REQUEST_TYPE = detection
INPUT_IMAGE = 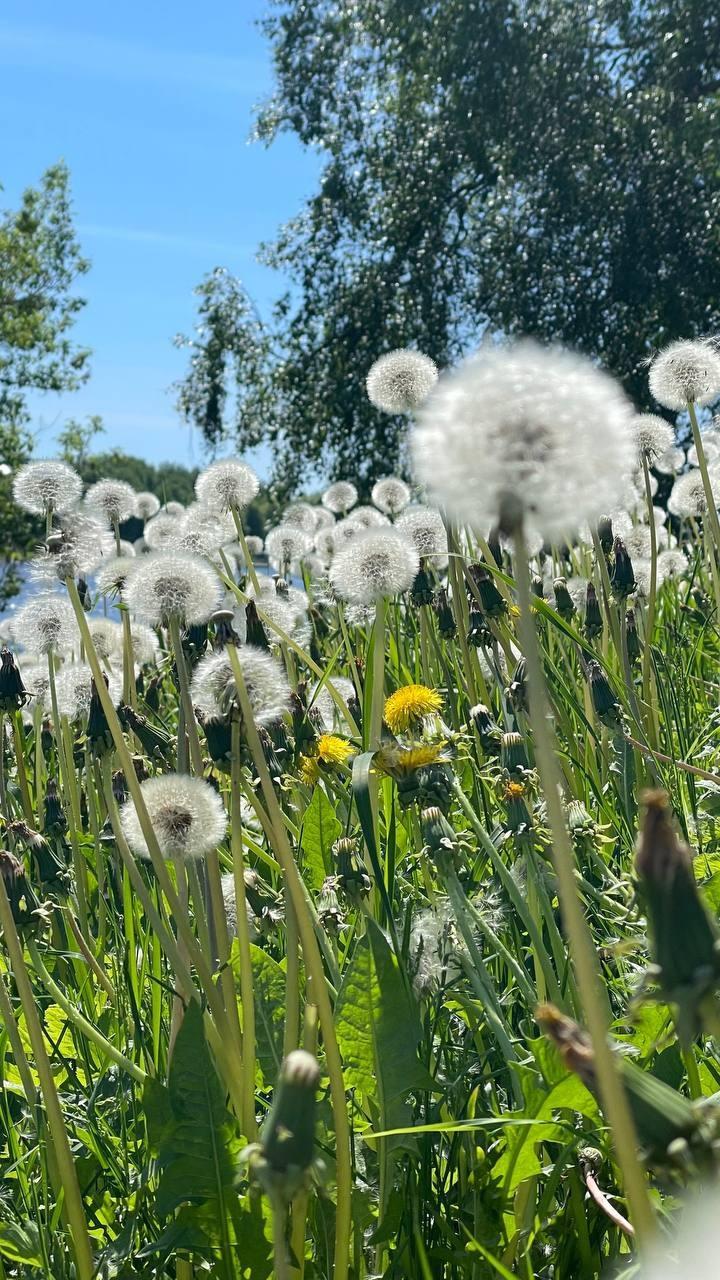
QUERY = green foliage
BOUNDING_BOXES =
[0,420,42,606]
[175,2,720,489]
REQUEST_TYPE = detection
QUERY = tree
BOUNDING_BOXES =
[175,0,720,491]
[0,163,90,428]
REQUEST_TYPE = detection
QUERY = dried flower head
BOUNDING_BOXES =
[412,340,634,539]
[135,491,161,520]
[120,773,227,861]
[12,460,83,516]
[124,553,222,626]
[396,505,448,557]
[330,528,419,605]
[322,481,358,515]
[649,339,720,410]
[85,478,136,525]
[195,458,259,513]
[633,413,675,462]
[12,594,78,656]
[371,476,411,514]
[190,645,290,725]
[366,349,438,413]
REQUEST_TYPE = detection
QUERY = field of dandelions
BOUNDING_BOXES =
[4,338,720,1279]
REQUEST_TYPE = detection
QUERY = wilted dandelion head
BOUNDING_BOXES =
[13,594,78,657]
[412,341,634,539]
[12,460,83,516]
[135,491,161,520]
[96,554,139,597]
[329,527,419,605]
[371,476,411,514]
[195,458,259,513]
[366,349,438,414]
[632,413,675,462]
[124,553,222,626]
[265,525,313,570]
[190,645,290,726]
[120,774,227,861]
[144,511,183,551]
[322,481,358,515]
[649,339,720,410]
[396,505,448,558]
[86,617,124,665]
[668,471,709,519]
[655,445,685,476]
[85,478,137,525]
[282,502,318,533]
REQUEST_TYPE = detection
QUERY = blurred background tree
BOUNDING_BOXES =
[175,0,720,492]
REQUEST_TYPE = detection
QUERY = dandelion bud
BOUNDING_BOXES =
[245,599,270,650]
[120,774,227,861]
[0,649,29,712]
[468,564,507,618]
[626,608,641,664]
[648,339,720,410]
[584,583,603,640]
[433,587,456,639]
[610,537,636,599]
[259,1049,321,1190]
[500,731,529,776]
[506,657,528,713]
[553,578,576,622]
[597,516,614,557]
[0,850,41,929]
[366,349,438,414]
[118,705,174,762]
[469,703,501,755]
[87,676,113,753]
[420,805,460,872]
[85,478,136,526]
[467,609,490,646]
[42,780,67,836]
[333,837,371,904]
[210,608,241,651]
[195,458,259,513]
[317,881,346,936]
[587,661,622,728]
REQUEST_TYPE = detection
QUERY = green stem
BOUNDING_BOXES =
[231,718,258,1141]
[688,400,720,620]
[368,596,386,751]
[231,504,261,594]
[168,615,204,776]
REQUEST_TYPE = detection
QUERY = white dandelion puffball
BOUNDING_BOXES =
[242,534,264,557]
[44,662,120,722]
[322,481,358,515]
[668,471,710,519]
[190,645,290,725]
[164,500,185,516]
[330,527,420,605]
[314,528,337,562]
[688,437,720,467]
[135,491,161,521]
[396,505,448,557]
[366,349,438,414]
[120,774,227,862]
[371,476,412,515]
[12,460,83,516]
[348,505,390,530]
[86,617,124,665]
[282,502,318,533]
[96,554,139,597]
[632,413,675,462]
[195,458,259,513]
[13,594,78,657]
[649,339,720,410]
[144,511,182,551]
[655,445,685,475]
[19,662,51,706]
[313,507,335,532]
[658,549,687,579]
[265,525,312,570]
[173,507,236,558]
[221,873,259,942]
[130,621,162,667]
[124,553,222,626]
[412,341,635,540]
[85,478,137,525]
[311,676,357,732]
[31,512,113,585]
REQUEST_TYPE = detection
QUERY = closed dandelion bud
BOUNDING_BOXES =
[500,731,530,777]
[290,688,318,756]
[259,726,284,783]
[259,1049,321,1193]
[333,836,371,904]
[567,799,596,841]
[410,565,434,607]
[635,791,720,1043]
[195,707,232,771]
[118,704,175,762]
[587,661,622,728]
[553,578,576,622]
[468,610,491,645]
[87,677,113,753]
[611,537,636,599]
[531,574,545,598]
[626,608,642,664]
[76,576,92,611]
[245,599,270,650]
[433,587,456,639]
[42,780,67,836]
[468,564,506,618]
[597,516,614,557]
[183,622,208,666]
[584,583,603,640]
[507,657,528,713]
[317,881,346,936]
[469,703,501,755]
[0,649,29,712]
[420,805,460,873]
[0,850,40,929]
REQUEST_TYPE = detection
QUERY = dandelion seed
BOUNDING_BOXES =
[384,684,443,734]
[12,460,83,516]
[330,527,419,605]
[195,458,259,513]
[120,774,227,861]
[190,645,290,726]
[371,476,411,515]
[85,479,137,526]
[412,340,634,539]
[649,339,720,410]
[366,349,438,413]
[408,901,463,996]
[633,413,675,462]
[322,481,358,515]
[396,505,448,557]
[12,594,78,656]
[124,553,222,626]
[135,491,161,520]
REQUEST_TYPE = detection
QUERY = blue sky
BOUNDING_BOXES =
[1,1,320,471]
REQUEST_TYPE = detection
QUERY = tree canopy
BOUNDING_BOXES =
[175,0,720,492]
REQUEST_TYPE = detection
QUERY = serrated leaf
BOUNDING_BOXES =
[248,943,287,1085]
[300,785,342,889]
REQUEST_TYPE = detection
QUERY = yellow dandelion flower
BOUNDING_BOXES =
[502,780,526,801]
[316,735,354,766]
[384,684,443,734]
[375,741,447,779]
[299,755,321,786]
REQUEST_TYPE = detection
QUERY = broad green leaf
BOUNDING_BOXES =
[0,1221,43,1267]
[493,1072,598,1192]
[248,943,287,1085]
[300,784,341,889]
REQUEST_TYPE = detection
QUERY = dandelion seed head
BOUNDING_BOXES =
[396,505,448,557]
[649,339,720,410]
[45,662,121,721]
[12,460,83,516]
[282,502,318,533]
[408,901,463,997]
[130,621,162,666]
[265,525,313,570]
[330,527,419,605]
[31,510,113,584]
[13,594,78,657]
[633,413,675,462]
[655,445,685,475]
[96,554,139,597]
[20,662,51,706]
[366,349,438,414]
[688,437,720,467]
[172,507,236,559]
[195,458,259,513]
[220,872,259,942]
[412,341,634,539]
[85,478,136,525]
[371,476,411,514]
[125,553,222,626]
[322,481,358,515]
[668,471,709,519]
[624,525,653,561]
[313,507,335,532]
[657,549,688,579]
[120,774,227,861]
[190,645,290,725]
[347,505,390,530]
[135,491,161,520]
[144,511,183,551]
[311,677,357,733]
[86,617,124,664]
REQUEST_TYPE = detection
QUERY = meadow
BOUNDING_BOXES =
[1,338,720,1278]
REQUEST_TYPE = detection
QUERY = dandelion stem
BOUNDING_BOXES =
[688,400,720,620]
[231,504,261,595]
[231,717,258,1141]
